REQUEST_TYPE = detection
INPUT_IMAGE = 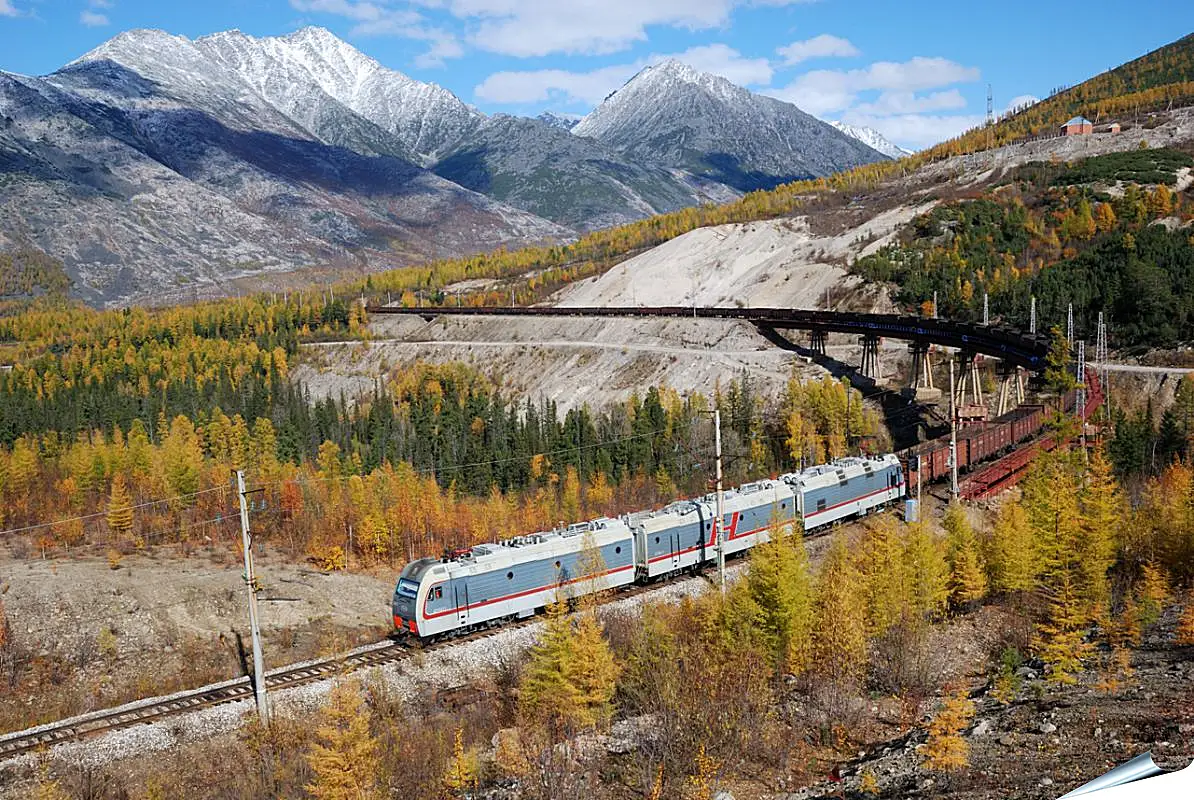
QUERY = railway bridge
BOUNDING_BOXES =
[364,305,1052,391]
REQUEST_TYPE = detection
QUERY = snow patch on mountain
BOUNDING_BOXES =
[828,121,912,159]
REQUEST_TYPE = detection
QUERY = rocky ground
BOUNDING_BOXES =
[786,606,1194,800]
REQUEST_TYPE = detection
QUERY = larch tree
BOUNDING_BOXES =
[986,500,1035,594]
[1076,445,1120,620]
[856,515,907,636]
[1176,593,1194,646]
[105,474,134,541]
[943,503,987,610]
[901,521,949,617]
[305,678,382,800]
[1035,574,1092,686]
[564,609,621,729]
[738,519,814,674]
[921,689,976,772]
[518,596,580,732]
[811,537,868,685]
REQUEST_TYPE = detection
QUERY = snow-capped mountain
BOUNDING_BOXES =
[574,60,886,190]
[536,112,582,132]
[0,28,892,305]
[192,27,482,164]
[828,121,912,159]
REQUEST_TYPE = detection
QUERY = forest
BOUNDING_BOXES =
[851,148,1194,346]
[19,436,1194,799]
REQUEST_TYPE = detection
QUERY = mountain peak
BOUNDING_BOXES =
[827,121,911,159]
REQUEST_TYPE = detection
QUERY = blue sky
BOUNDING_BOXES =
[0,1,1190,148]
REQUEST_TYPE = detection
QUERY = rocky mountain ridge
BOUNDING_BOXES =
[0,28,886,305]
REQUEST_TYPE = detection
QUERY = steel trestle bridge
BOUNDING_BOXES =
[365,305,1052,371]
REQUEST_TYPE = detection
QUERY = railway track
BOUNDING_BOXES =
[0,574,682,763]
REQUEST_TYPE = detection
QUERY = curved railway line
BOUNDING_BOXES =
[0,578,680,763]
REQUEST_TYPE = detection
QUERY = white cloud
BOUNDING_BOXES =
[1004,93,1039,114]
[851,89,967,116]
[775,56,979,112]
[0,0,19,17]
[777,34,858,65]
[79,9,109,26]
[413,31,465,68]
[474,43,770,105]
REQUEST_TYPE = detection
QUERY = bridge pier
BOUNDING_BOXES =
[995,366,1027,416]
[954,352,988,421]
[859,335,882,381]
[809,330,828,356]
[906,341,941,402]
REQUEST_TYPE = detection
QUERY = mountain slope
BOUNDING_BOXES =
[0,36,567,306]
[828,121,912,159]
[924,32,1194,158]
[192,27,481,164]
[434,114,735,230]
[574,60,886,191]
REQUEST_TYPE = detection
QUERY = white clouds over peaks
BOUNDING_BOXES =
[80,0,113,27]
[474,44,771,105]
[777,34,859,65]
[290,0,461,67]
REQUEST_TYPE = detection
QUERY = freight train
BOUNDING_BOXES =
[392,454,905,640]
[901,368,1102,487]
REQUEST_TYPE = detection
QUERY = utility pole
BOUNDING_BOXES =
[714,409,726,596]
[933,291,939,319]
[1030,295,1037,335]
[983,292,989,326]
[236,470,269,725]
[1067,303,1074,346]
[948,356,959,499]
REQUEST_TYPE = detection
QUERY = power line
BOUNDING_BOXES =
[0,485,230,538]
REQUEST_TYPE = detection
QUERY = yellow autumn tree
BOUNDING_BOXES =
[856,515,907,636]
[985,500,1035,594]
[1076,446,1120,620]
[442,728,478,796]
[305,678,382,800]
[105,473,134,541]
[811,537,868,685]
[1176,593,1194,645]
[518,594,619,734]
[1035,574,1092,686]
[921,689,976,772]
[943,502,987,609]
[901,521,949,617]
[736,518,814,674]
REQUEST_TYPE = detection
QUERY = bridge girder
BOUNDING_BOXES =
[366,305,1050,371]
